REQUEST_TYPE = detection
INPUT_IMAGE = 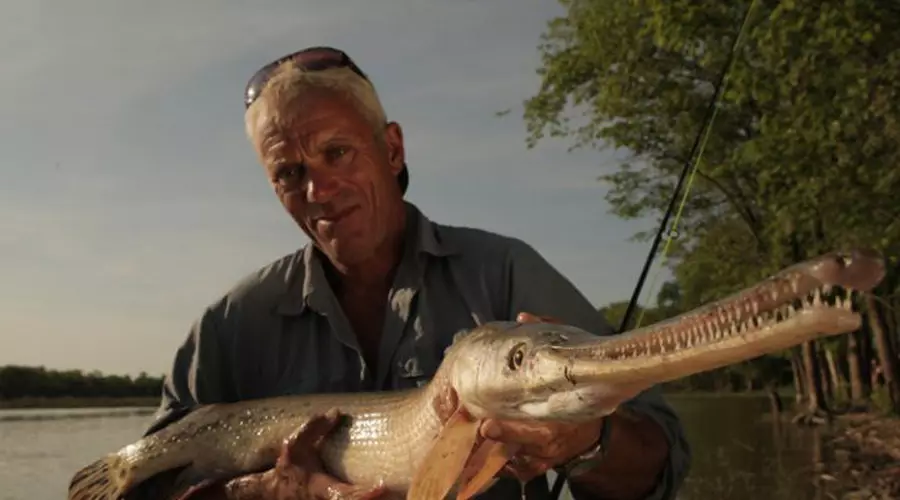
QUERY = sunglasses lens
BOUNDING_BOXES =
[244,48,351,108]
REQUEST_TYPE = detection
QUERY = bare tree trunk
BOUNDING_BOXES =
[794,340,831,425]
[847,330,867,406]
[866,294,900,413]
[790,347,807,406]
[824,347,845,402]
[818,343,835,402]
[767,386,783,416]
[882,291,900,350]
[806,342,829,412]
[861,328,874,396]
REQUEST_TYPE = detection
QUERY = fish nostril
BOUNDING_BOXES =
[836,254,853,268]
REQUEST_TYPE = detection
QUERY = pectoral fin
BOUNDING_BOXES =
[456,440,521,500]
[407,409,481,500]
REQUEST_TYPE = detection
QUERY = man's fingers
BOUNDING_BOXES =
[294,408,343,447]
[503,457,552,483]
[307,471,388,500]
[430,385,460,423]
[515,312,562,324]
[323,482,390,500]
[480,419,558,450]
[279,408,344,468]
[479,419,583,459]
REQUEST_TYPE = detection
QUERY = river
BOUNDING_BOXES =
[0,394,827,499]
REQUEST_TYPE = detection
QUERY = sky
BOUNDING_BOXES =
[0,0,665,376]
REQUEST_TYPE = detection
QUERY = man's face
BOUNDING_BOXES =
[249,87,406,266]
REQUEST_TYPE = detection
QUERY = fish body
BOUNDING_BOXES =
[69,249,886,500]
[70,386,446,499]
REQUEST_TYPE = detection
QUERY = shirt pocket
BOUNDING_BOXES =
[390,316,446,390]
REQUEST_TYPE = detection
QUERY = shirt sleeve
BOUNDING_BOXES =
[126,304,232,499]
[144,303,231,436]
[502,238,692,500]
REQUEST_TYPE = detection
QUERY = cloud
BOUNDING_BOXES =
[0,0,660,375]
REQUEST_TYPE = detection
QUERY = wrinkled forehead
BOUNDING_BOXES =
[246,88,359,158]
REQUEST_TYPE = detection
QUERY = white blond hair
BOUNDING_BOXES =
[244,61,388,144]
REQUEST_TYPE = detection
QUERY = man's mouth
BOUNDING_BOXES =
[314,206,358,226]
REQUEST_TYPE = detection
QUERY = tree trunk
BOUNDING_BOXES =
[891,294,900,349]
[767,387,783,416]
[847,330,867,405]
[818,343,834,402]
[866,294,900,413]
[790,347,807,405]
[823,347,845,402]
[802,342,822,411]
[861,328,874,395]
[794,340,831,425]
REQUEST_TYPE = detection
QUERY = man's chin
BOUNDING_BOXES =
[314,239,372,268]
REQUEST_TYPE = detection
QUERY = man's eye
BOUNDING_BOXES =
[274,164,304,185]
[325,146,350,163]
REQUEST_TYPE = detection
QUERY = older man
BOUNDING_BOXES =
[140,47,691,500]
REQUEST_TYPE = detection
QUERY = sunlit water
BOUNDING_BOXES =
[0,395,826,499]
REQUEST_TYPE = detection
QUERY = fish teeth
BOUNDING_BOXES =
[812,288,822,306]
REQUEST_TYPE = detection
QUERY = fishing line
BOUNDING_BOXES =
[621,0,761,334]
[549,0,761,498]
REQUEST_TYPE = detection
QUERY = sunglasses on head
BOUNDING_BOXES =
[243,46,370,109]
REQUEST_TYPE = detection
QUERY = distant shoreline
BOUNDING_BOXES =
[0,390,793,411]
[0,396,158,410]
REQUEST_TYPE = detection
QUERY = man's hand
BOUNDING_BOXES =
[510,312,671,500]
[471,312,606,482]
[263,408,389,499]
[193,409,389,500]
[478,418,603,482]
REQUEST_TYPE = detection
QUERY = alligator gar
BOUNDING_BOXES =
[68,248,885,500]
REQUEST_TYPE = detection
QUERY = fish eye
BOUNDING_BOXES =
[507,343,526,371]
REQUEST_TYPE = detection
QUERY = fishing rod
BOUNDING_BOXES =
[548,1,760,498]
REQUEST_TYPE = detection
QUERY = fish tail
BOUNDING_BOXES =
[68,454,131,500]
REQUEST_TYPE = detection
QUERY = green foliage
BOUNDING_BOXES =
[524,0,900,265]
[527,0,900,395]
[0,365,163,401]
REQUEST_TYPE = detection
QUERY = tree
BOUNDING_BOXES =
[521,0,900,415]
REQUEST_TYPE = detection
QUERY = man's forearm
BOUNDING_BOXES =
[568,408,670,500]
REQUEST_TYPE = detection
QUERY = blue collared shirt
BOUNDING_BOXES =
[145,202,691,499]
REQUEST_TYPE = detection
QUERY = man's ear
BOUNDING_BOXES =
[383,121,405,175]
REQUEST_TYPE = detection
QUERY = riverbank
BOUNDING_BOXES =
[0,396,158,409]
[818,413,900,499]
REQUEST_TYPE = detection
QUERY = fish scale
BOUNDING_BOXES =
[120,386,446,497]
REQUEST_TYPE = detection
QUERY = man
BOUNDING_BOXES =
[139,47,691,499]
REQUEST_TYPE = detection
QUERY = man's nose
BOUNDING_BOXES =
[304,169,341,203]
